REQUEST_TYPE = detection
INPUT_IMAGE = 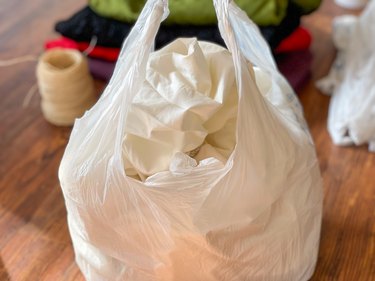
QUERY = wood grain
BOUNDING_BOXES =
[0,0,374,280]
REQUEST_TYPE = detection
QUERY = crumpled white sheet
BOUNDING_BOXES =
[123,38,238,179]
[316,2,375,151]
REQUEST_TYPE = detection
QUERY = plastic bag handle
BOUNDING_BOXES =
[111,0,279,170]
[213,0,277,73]
[110,0,169,167]
[108,0,277,107]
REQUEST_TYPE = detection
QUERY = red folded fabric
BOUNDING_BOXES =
[275,27,312,54]
[45,36,78,50]
[45,37,120,61]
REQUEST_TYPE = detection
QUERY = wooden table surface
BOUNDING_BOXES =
[0,0,374,280]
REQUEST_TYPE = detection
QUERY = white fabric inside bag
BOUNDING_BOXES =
[122,38,238,179]
[121,37,277,180]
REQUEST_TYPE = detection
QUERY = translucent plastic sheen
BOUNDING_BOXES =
[59,0,323,280]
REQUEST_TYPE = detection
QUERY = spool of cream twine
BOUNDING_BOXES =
[37,48,96,126]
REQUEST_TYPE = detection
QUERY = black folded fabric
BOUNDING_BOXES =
[55,3,301,50]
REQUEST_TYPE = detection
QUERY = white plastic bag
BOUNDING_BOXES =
[59,0,323,280]
[317,1,375,151]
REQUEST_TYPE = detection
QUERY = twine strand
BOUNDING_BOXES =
[22,83,39,108]
[0,55,39,106]
[83,36,98,56]
[0,55,38,66]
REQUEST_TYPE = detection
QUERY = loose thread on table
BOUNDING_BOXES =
[0,55,38,66]
[0,55,39,107]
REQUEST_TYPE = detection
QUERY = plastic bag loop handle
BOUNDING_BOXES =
[111,0,278,171]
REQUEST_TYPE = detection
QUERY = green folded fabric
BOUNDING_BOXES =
[89,0,321,26]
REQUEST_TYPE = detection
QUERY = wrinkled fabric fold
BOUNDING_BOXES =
[122,39,237,179]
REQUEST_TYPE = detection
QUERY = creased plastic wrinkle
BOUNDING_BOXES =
[59,0,323,280]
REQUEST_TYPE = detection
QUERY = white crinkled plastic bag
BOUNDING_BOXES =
[59,0,323,280]
[317,1,375,151]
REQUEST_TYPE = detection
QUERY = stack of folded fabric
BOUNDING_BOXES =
[46,0,321,90]
[274,26,314,91]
